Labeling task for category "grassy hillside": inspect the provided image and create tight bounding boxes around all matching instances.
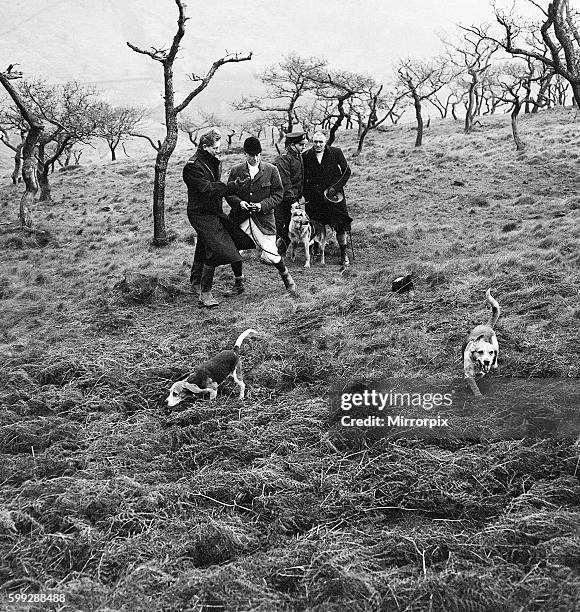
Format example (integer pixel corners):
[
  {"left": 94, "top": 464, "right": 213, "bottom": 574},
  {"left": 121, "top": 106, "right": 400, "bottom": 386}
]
[{"left": 0, "top": 109, "right": 579, "bottom": 611}]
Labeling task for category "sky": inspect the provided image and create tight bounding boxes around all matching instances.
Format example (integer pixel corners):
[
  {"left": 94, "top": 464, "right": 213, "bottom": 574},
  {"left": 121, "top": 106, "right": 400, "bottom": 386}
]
[{"left": 0, "top": 0, "right": 545, "bottom": 115}]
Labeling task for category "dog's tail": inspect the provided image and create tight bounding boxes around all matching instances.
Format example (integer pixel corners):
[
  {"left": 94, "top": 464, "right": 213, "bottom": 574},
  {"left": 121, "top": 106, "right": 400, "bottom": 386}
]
[
  {"left": 485, "top": 289, "right": 500, "bottom": 328},
  {"left": 234, "top": 328, "right": 257, "bottom": 353}
]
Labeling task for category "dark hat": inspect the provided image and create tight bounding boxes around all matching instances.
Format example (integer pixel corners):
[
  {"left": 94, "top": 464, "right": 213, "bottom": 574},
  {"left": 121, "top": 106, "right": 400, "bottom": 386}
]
[
  {"left": 243, "top": 136, "right": 262, "bottom": 155},
  {"left": 285, "top": 131, "right": 306, "bottom": 144}
]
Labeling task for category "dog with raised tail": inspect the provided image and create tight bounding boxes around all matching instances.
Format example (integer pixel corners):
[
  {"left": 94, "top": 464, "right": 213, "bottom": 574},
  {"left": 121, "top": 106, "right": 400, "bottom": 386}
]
[
  {"left": 463, "top": 289, "right": 500, "bottom": 397},
  {"left": 166, "top": 328, "right": 257, "bottom": 407}
]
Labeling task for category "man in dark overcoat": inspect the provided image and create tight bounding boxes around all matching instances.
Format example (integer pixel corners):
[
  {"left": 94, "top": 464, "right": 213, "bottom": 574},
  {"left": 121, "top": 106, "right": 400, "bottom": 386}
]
[
  {"left": 184, "top": 129, "right": 253, "bottom": 307},
  {"left": 302, "top": 131, "right": 353, "bottom": 266}
]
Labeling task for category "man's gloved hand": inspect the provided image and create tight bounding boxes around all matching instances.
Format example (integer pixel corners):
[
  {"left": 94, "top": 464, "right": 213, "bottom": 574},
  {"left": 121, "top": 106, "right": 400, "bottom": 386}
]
[{"left": 239, "top": 201, "right": 250, "bottom": 211}]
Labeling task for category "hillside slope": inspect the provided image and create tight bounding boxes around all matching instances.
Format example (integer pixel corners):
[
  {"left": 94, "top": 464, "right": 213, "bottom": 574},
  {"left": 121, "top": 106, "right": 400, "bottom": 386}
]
[{"left": 0, "top": 109, "right": 579, "bottom": 611}]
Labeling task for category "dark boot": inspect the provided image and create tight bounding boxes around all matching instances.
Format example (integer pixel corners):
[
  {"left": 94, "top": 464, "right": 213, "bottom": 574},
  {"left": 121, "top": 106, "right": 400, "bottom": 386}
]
[
  {"left": 225, "top": 275, "right": 245, "bottom": 296},
  {"left": 199, "top": 265, "right": 219, "bottom": 308},
  {"left": 276, "top": 237, "right": 288, "bottom": 256},
  {"left": 278, "top": 264, "right": 297, "bottom": 296},
  {"left": 190, "top": 261, "right": 203, "bottom": 296},
  {"left": 337, "top": 233, "right": 350, "bottom": 267},
  {"left": 339, "top": 243, "right": 350, "bottom": 266}
]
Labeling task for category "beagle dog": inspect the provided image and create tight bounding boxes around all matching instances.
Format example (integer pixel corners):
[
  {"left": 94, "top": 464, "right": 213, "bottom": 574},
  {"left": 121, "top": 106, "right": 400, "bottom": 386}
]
[
  {"left": 463, "top": 289, "right": 500, "bottom": 397},
  {"left": 166, "top": 328, "right": 256, "bottom": 407},
  {"left": 287, "top": 202, "right": 327, "bottom": 267}
]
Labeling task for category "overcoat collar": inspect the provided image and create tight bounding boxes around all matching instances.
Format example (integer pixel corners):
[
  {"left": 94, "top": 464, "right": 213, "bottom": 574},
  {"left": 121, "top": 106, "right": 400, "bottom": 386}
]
[
  {"left": 192, "top": 147, "right": 221, "bottom": 179},
  {"left": 309, "top": 145, "right": 328, "bottom": 165}
]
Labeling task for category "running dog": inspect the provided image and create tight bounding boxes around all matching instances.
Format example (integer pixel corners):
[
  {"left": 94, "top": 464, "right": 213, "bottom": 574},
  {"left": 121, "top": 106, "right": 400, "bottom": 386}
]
[
  {"left": 166, "top": 329, "right": 256, "bottom": 407},
  {"left": 463, "top": 289, "right": 500, "bottom": 397},
  {"left": 287, "top": 202, "right": 328, "bottom": 267}
]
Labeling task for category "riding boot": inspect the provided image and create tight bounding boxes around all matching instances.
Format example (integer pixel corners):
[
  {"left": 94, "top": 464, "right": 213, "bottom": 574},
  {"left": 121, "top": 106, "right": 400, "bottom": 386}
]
[
  {"left": 275, "top": 260, "right": 297, "bottom": 295},
  {"left": 225, "top": 275, "right": 245, "bottom": 296},
  {"left": 190, "top": 261, "right": 203, "bottom": 296},
  {"left": 337, "top": 233, "right": 350, "bottom": 266},
  {"left": 276, "top": 237, "right": 288, "bottom": 256},
  {"left": 199, "top": 265, "right": 219, "bottom": 308}
]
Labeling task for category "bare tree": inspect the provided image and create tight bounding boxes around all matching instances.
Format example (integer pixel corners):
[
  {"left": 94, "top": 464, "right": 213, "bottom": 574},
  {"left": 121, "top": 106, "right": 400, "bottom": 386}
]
[
  {"left": 95, "top": 103, "right": 146, "bottom": 161},
  {"left": 494, "top": 60, "right": 547, "bottom": 150},
  {"left": 396, "top": 59, "right": 448, "bottom": 146},
  {"left": 127, "top": 0, "right": 251, "bottom": 246},
  {"left": 178, "top": 110, "right": 222, "bottom": 146},
  {"left": 234, "top": 54, "right": 326, "bottom": 133},
  {"left": 17, "top": 79, "right": 100, "bottom": 201},
  {"left": 464, "top": 0, "right": 580, "bottom": 107},
  {"left": 549, "top": 72, "right": 570, "bottom": 105},
  {"left": 311, "top": 69, "right": 375, "bottom": 145},
  {"left": 355, "top": 84, "right": 408, "bottom": 155},
  {"left": 0, "top": 67, "right": 44, "bottom": 227},
  {"left": 239, "top": 116, "right": 273, "bottom": 141},
  {"left": 297, "top": 98, "right": 337, "bottom": 136},
  {"left": 0, "top": 125, "right": 26, "bottom": 184},
  {"left": 444, "top": 28, "right": 498, "bottom": 132},
  {"left": 429, "top": 85, "right": 463, "bottom": 119}
]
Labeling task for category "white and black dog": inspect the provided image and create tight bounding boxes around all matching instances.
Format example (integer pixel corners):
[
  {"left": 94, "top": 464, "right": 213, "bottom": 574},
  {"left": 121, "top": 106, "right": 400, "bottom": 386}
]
[
  {"left": 166, "top": 329, "right": 256, "bottom": 407},
  {"left": 463, "top": 289, "right": 500, "bottom": 396}
]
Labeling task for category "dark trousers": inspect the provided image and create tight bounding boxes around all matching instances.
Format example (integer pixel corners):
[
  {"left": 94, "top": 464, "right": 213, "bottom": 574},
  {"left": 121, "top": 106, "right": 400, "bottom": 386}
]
[{"left": 274, "top": 200, "right": 292, "bottom": 248}]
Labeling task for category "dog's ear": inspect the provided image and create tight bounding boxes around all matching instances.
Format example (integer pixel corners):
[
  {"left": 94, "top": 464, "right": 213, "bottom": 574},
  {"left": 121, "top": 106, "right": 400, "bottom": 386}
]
[
  {"left": 463, "top": 340, "right": 476, "bottom": 357},
  {"left": 182, "top": 381, "right": 205, "bottom": 394}
]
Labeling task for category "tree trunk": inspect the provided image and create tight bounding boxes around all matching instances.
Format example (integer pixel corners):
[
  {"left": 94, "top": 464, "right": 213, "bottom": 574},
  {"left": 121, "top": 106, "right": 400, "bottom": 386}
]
[
  {"left": 328, "top": 96, "right": 347, "bottom": 146},
  {"left": 356, "top": 117, "right": 373, "bottom": 156},
  {"left": 36, "top": 143, "right": 51, "bottom": 202},
  {"left": 0, "top": 73, "right": 44, "bottom": 226},
  {"left": 465, "top": 80, "right": 476, "bottom": 133},
  {"left": 511, "top": 99, "right": 524, "bottom": 151},
  {"left": 20, "top": 127, "right": 43, "bottom": 227},
  {"left": 572, "top": 83, "right": 580, "bottom": 108},
  {"left": 413, "top": 92, "right": 423, "bottom": 147},
  {"left": 110, "top": 143, "right": 117, "bottom": 161},
  {"left": 152, "top": 112, "right": 178, "bottom": 245},
  {"left": 12, "top": 142, "right": 23, "bottom": 185},
  {"left": 533, "top": 74, "right": 552, "bottom": 113},
  {"left": 451, "top": 102, "right": 459, "bottom": 121},
  {"left": 38, "top": 163, "right": 51, "bottom": 201},
  {"left": 286, "top": 108, "right": 294, "bottom": 133}
]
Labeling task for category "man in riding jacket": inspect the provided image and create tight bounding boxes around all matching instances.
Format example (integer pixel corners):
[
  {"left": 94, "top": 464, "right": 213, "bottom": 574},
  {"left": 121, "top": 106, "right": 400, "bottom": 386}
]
[{"left": 226, "top": 136, "right": 297, "bottom": 296}]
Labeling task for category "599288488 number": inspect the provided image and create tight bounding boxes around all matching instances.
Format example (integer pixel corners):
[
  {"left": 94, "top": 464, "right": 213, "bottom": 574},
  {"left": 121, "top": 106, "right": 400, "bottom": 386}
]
[{"left": 7, "top": 592, "right": 66, "bottom": 604}]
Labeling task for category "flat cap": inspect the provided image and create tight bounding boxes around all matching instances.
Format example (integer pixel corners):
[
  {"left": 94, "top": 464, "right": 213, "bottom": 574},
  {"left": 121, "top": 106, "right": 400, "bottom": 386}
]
[{"left": 285, "top": 131, "right": 306, "bottom": 144}]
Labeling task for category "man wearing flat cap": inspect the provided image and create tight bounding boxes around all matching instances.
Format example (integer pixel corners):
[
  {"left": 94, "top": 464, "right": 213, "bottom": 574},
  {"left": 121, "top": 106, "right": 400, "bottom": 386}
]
[
  {"left": 226, "top": 136, "right": 297, "bottom": 295},
  {"left": 273, "top": 131, "right": 306, "bottom": 255}
]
